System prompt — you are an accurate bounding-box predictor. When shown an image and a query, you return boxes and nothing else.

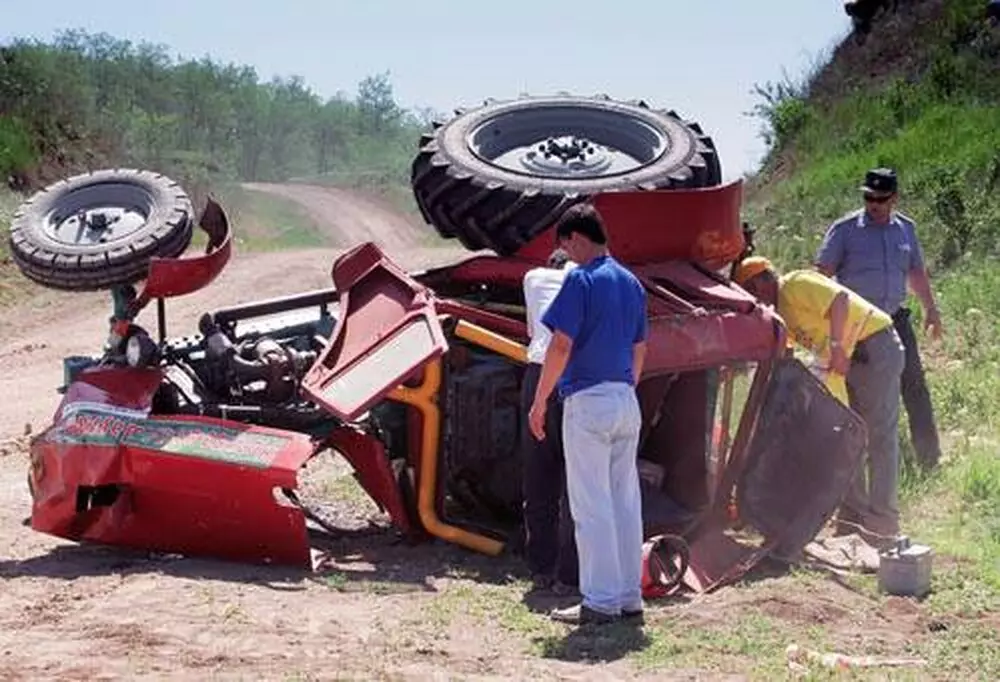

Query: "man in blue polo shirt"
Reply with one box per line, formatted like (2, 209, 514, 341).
(815, 168, 943, 473)
(528, 203, 648, 625)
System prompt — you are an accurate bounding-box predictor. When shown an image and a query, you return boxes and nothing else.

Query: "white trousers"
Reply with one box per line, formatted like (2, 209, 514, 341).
(562, 381, 644, 615)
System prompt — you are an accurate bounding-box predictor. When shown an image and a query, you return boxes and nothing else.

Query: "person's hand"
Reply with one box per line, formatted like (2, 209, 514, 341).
(924, 306, 943, 341)
(529, 399, 547, 441)
(829, 343, 851, 376)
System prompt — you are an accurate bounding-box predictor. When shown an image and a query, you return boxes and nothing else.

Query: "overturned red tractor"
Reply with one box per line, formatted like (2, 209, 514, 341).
(8, 95, 866, 595)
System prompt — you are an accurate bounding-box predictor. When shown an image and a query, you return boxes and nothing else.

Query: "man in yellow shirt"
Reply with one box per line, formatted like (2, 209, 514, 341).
(733, 257, 906, 546)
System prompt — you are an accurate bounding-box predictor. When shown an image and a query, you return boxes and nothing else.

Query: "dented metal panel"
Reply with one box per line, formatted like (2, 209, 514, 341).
(302, 242, 449, 422)
(736, 357, 868, 557)
(427, 254, 785, 376)
(29, 371, 317, 567)
(669, 358, 867, 594)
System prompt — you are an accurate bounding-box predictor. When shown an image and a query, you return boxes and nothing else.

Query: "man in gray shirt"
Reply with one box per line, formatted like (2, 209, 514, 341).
(815, 168, 944, 471)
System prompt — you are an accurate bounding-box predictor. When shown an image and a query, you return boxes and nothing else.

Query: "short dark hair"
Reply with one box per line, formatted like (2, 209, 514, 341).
(555, 203, 608, 245)
(546, 248, 570, 268)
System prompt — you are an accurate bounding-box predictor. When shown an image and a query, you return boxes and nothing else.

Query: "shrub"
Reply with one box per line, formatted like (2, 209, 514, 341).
(0, 116, 36, 177)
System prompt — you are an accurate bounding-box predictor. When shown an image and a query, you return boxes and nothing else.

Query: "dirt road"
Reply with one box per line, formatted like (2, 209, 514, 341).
(242, 182, 434, 252)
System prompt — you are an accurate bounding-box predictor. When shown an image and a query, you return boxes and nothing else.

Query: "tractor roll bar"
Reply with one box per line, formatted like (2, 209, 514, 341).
(388, 358, 505, 556)
(452, 319, 528, 364)
(212, 287, 339, 326)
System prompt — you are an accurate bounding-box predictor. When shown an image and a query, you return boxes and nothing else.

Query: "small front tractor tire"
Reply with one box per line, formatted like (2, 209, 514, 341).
(8, 169, 194, 291)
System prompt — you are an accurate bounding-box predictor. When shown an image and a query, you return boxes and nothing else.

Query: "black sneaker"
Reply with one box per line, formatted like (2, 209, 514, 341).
(550, 603, 616, 625)
(621, 608, 645, 624)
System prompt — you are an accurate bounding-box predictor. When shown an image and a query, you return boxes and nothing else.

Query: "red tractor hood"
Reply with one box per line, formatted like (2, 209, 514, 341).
(29, 370, 316, 567)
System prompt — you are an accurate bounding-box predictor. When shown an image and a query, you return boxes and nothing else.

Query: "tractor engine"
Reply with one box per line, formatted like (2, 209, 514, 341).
(198, 313, 319, 404)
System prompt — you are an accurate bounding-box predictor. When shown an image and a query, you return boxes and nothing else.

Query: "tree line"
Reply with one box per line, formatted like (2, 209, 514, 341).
(0, 29, 434, 191)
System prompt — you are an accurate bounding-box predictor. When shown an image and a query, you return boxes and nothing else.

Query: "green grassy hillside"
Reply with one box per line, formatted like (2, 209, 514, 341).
(0, 30, 430, 196)
(746, 0, 999, 263)
(744, 0, 1000, 642)
(744, 0, 999, 440)
(0, 30, 440, 307)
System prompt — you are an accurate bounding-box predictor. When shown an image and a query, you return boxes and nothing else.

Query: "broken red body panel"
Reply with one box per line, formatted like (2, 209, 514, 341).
(129, 196, 233, 315)
(301, 242, 449, 422)
(30, 368, 316, 567)
(326, 423, 418, 540)
(433, 254, 783, 375)
(27, 200, 323, 567)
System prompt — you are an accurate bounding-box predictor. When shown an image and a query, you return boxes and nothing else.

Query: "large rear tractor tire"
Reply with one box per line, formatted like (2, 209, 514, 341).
(411, 94, 723, 255)
(8, 169, 194, 291)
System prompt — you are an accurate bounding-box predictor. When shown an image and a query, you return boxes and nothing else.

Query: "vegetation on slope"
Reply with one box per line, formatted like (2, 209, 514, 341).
(0, 29, 429, 197)
(741, 3, 999, 675)
(0, 188, 31, 307)
(746, 0, 1000, 268)
(745, 0, 1000, 442)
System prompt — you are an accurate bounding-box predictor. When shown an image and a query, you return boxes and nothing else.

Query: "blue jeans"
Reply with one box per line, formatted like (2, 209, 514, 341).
(562, 382, 643, 616)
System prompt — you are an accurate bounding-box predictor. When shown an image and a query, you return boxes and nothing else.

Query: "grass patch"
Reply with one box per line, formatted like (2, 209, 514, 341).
(212, 184, 326, 251)
(318, 472, 375, 510)
(911, 620, 1000, 681)
(632, 613, 816, 678)
(420, 580, 560, 638)
(921, 261, 1000, 439)
(899, 441, 1000, 615)
(0, 189, 36, 308)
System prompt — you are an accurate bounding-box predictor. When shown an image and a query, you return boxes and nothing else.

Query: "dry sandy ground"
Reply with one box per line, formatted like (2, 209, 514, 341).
(0, 184, 960, 681)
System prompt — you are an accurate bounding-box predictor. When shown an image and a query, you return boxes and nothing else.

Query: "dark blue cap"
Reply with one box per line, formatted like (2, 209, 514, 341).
(860, 168, 898, 195)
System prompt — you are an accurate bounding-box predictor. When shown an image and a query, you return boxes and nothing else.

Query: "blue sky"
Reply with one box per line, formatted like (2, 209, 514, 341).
(1, 1, 853, 179)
